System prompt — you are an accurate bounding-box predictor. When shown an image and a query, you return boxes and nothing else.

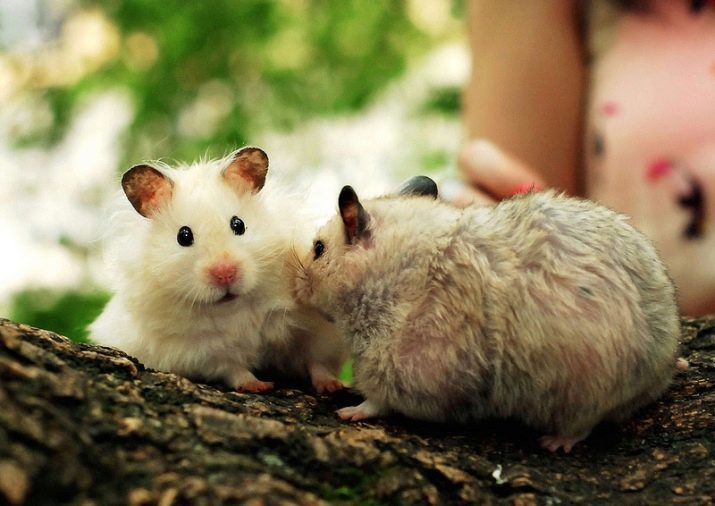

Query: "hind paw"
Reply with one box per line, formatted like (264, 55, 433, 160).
(337, 399, 385, 422)
(539, 433, 589, 454)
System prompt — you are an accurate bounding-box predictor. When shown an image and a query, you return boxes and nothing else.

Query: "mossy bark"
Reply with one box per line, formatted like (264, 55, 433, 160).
(0, 317, 713, 505)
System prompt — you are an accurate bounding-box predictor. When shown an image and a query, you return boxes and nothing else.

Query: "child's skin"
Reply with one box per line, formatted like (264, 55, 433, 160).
(459, 0, 715, 315)
(461, 0, 584, 199)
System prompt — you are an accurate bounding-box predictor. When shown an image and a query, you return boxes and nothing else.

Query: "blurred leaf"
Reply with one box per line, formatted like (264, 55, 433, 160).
(9, 289, 110, 343)
(38, 0, 431, 165)
(421, 86, 461, 116)
(338, 359, 353, 384)
(420, 150, 450, 172)
(5, 1, 449, 349)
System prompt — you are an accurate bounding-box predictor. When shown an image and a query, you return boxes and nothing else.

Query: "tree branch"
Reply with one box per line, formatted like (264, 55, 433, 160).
(1, 317, 713, 504)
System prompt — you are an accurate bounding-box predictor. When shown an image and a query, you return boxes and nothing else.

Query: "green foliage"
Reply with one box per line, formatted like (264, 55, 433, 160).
(421, 86, 461, 115)
(9, 289, 110, 343)
(41, 0, 432, 164)
(420, 149, 451, 173)
(318, 468, 385, 505)
(7, 1, 457, 343)
(338, 359, 353, 383)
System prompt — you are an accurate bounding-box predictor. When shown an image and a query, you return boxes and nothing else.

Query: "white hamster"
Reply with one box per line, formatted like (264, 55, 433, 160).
(90, 147, 346, 393)
(294, 176, 681, 452)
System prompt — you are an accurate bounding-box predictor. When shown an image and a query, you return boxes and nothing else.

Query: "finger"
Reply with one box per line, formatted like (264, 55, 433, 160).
(439, 179, 496, 208)
(459, 139, 547, 200)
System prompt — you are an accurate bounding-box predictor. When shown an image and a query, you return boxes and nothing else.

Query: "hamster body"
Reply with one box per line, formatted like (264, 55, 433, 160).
(90, 148, 346, 392)
(295, 178, 680, 452)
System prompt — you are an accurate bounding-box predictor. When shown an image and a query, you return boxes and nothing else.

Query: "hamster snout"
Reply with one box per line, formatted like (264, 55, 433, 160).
(207, 261, 239, 288)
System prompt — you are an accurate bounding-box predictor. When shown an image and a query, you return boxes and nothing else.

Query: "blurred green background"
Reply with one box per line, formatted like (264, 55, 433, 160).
(2, 0, 466, 342)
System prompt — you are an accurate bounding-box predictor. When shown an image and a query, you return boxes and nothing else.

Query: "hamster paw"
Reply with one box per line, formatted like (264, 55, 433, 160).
(337, 400, 383, 422)
(676, 357, 689, 370)
(237, 380, 275, 393)
(308, 362, 344, 394)
(538, 433, 589, 454)
(314, 377, 344, 394)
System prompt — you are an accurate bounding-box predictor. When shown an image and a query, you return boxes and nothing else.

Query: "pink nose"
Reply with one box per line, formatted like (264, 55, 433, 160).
(208, 263, 238, 288)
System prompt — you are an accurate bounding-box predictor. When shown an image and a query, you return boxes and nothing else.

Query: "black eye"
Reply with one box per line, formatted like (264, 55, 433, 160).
(177, 226, 194, 247)
(313, 240, 325, 260)
(230, 216, 246, 235)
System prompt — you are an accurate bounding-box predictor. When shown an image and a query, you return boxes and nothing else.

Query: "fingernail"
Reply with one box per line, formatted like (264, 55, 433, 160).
(646, 159, 672, 182)
(512, 182, 544, 195)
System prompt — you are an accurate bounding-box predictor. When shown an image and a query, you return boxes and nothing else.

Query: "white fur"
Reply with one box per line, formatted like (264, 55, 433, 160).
(297, 188, 681, 451)
(90, 152, 346, 390)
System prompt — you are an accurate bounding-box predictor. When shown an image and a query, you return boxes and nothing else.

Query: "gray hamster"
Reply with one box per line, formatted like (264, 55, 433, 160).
(90, 147, 346, 393)
(294, 176, 681, 452)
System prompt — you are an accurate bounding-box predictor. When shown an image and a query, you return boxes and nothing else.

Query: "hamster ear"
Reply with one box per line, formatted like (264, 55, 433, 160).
(122, 165, 174, 218)
(339, 185, 370, 245)
(396, 175, 438, 199)
(223, 146, 269, 193)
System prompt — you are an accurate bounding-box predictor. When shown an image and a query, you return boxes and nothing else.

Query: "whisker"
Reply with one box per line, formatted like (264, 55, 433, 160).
(184, 287, 200, 310)
(286, 244, 306, 274)
(281, 306, 290, 331)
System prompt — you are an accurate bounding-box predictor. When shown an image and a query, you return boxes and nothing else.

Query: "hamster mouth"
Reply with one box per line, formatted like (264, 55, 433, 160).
(217, 292, 238, 304)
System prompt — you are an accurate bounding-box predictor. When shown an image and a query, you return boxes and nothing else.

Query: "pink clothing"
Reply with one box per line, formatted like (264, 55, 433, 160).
(586, 0, 715, 314)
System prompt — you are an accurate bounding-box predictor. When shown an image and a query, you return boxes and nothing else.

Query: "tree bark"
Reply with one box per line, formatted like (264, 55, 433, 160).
(0, 317, 713, 505)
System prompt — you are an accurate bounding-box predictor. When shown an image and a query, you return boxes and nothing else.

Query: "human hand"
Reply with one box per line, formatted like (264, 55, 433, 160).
(450, 139, 547, 207)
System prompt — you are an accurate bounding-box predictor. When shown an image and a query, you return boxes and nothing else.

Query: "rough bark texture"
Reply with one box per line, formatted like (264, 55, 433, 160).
(0, 317, 713, 506)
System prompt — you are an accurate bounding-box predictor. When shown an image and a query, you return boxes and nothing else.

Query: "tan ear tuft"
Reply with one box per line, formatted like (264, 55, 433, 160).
(223, 147, 269, 193)
(121, 165, 174, 218)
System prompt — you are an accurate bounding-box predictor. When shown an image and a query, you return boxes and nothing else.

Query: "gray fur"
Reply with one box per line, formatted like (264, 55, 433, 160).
(295, 188, 681, 449)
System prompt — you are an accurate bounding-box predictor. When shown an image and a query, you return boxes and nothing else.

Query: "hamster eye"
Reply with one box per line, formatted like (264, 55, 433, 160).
(230, 216, 246, 236)
(177, 226, 194, 247)
(313, 240, 325, 260)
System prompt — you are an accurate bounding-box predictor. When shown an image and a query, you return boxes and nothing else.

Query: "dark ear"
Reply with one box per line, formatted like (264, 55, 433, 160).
(223, 146, 269, 193)
(397, 175, 438, 199)
(122, 165, 174, 218)
(338, 185, 370, 245)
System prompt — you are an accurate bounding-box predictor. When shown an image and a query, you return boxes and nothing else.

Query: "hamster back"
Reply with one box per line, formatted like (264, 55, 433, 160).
(296, 183, 680, 452)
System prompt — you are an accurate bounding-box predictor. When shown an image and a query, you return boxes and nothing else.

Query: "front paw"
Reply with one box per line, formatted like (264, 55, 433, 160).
(309, 362, 345, 394)
(237, 380, 275, 393)
(313, 377, 344, 394)
(226, 368, 273, 393)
